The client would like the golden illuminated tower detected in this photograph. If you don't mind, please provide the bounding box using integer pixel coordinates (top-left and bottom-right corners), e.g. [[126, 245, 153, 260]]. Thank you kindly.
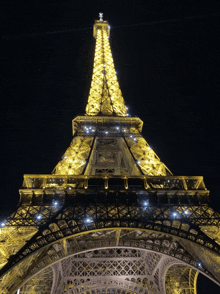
[[0, 14, 220, 294]]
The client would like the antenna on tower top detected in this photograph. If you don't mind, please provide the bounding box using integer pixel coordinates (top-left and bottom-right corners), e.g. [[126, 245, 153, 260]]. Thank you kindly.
[[99, 12, 103, 22]]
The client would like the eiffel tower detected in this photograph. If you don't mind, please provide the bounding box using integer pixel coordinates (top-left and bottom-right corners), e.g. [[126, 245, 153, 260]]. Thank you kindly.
[[1, 14, 220, 294]]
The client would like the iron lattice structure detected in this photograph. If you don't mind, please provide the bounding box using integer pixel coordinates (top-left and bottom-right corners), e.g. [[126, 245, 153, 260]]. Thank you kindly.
[[1, 15, 220, 294]]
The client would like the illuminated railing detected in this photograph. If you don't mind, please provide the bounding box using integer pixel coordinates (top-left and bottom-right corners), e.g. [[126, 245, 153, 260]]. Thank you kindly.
[[21, 175, 207, 191]]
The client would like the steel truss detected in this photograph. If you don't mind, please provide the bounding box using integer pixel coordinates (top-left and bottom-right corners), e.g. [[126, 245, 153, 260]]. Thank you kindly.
[[1, 15, 220, 294], [0, 229, 209, 294]]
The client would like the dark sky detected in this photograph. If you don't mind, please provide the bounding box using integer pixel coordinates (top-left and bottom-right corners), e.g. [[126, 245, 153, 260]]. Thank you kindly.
[[1, 0, 220, 291]]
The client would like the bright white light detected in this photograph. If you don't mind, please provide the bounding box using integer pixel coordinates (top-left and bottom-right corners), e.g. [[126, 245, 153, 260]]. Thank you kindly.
[[143, 201, 148, 206], [92, 129, 95, 132], [173, 212, 177, 217], [85, 218, 91, 223], [116, 126, 120, 130], [17, 290, 20, 294], [105, 131, 108, 134], [133, 138, 137, 141], [54, 202, 58, 206], [81, 161, 84, 163], [184, 210, 188, 215], [130, 135, 133, 138], [1, 222, 5, 227], [137, 161, 140, 164], [126, 113, 130, 116], [37, 215, 42, 220], [198, 263, 201, 267], [115, 71, 117, 74], [123, 129, 126, 132], [126, 106, 129, 110]]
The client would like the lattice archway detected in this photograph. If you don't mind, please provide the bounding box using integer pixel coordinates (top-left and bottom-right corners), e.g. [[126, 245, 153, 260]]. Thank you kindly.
[[1, 228, 219, 294], [16, 247, 197, 294]]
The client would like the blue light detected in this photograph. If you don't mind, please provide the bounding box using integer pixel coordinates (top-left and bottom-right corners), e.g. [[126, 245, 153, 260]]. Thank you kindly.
[[105, 131, 109, 134], [184, 210, 188, 215], [198, 263, 202, 267], [116, 126, 120, 130], [85, 218, 91, 223], [54, 202, 58, 206], [1, 222, 5, 227], [173, 212, 177, 217], [37, 215, 42, 220]]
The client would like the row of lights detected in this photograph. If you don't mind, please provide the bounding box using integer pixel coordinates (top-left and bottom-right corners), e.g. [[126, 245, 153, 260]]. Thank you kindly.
[[0, 208, 190, 225], [0, 206, 191, 227], [83, 125, 137, 139]]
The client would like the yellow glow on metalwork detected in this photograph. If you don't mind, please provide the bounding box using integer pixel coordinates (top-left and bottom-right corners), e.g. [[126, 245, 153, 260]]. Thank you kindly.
[[125, 136, 172, 176], [86, 20, 127, 116], [53, 136, 93, 175], [1, 16, 220, 294]]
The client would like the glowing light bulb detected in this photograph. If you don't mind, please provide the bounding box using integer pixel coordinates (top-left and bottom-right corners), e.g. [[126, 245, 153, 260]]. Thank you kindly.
[[85, 218, 91, 223], [1, 222, 5, 227], [37, 215, 42, 220]]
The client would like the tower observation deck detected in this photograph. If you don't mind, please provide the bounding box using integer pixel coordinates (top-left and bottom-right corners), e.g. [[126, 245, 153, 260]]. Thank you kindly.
[[0, 14, 220, 294]]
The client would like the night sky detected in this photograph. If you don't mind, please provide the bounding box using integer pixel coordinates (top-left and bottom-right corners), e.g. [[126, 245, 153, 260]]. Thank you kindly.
[[1, 0, 220, 292]]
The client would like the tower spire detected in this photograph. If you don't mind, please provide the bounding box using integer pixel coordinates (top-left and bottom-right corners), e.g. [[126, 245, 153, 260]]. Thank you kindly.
[[86, 15, 127, 116]]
